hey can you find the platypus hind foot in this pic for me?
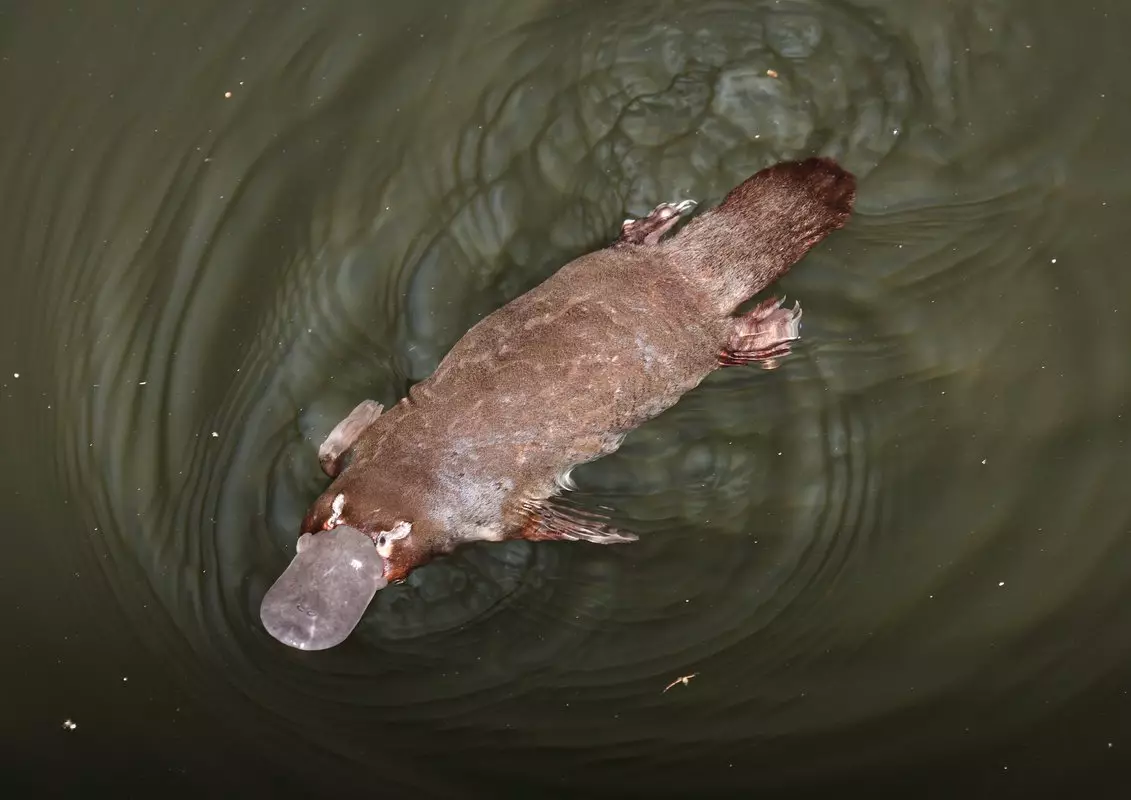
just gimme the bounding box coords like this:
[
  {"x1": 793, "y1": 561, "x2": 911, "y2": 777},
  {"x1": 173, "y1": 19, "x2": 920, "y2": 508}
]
[
  {"x1": 318, "y1": 399, "x2": 384, "y2": 477},
  {"x1": 719, "y1": 297, "x2": 803, "y2": 370},
  {"x1": 617, "y1": 199, "x2": 697, "y2": 246}
]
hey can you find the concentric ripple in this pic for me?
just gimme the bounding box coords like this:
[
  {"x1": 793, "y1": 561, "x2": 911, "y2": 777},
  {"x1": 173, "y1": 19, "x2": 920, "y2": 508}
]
[{"x1": 8, "y1": 0, "x2": 1131, "y2": 793}]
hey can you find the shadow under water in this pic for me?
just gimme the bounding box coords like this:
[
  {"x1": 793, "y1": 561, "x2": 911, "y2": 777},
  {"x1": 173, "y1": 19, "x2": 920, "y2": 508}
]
[{"x1": 4, "y1": 0, "x2": 1131, "y2": 796}]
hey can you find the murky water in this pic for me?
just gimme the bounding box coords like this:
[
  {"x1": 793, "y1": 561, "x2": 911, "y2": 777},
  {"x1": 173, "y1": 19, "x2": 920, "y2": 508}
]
[{"x1": 5, "y1": 0, "x2": 1131, "y2": 795}]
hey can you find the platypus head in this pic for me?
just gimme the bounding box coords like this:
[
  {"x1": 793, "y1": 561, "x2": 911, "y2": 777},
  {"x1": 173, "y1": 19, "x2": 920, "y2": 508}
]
[
  {"x1": 300, "y1": 488, "x2": 438, "y2": 583},
  {"x1": 261, "y1": 485, "x2": 440, "y2": 651}
]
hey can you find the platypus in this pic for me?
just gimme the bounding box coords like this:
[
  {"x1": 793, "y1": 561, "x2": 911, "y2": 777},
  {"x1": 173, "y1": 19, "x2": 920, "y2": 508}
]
[{"x1": 261, "y1": 157, "x2": 856, "y2": 650}]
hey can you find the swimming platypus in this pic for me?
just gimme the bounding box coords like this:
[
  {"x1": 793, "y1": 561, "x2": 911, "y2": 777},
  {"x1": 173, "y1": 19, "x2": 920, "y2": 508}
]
[{"x1": 261, "y1": 157, "x2": 856, "y2": 650}]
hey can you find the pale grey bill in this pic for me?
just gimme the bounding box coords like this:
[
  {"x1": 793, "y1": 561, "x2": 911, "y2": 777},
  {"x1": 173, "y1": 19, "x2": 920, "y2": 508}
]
[{"x1": 260, "y1": 525, "x2": 388, "y2": 650}]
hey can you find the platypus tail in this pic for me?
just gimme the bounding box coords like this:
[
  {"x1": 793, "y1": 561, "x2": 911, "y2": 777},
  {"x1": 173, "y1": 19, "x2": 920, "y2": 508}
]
[{"x1": 665, "y1": 157, "x2": 856, "y2": 313}]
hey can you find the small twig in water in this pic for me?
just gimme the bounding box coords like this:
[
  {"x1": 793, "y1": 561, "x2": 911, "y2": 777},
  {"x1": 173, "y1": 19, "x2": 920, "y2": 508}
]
[{"x1": 663, "y1": 673, "x2": 699, "y2": 693}]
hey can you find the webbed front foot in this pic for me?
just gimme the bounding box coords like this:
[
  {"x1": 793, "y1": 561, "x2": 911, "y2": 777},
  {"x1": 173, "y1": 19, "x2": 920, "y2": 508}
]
[
  {"x1": 318, "y1": 399, "x2": 384, "y2": 477},
  {"x1": 514, "y1": 498, "x2": 638, "y2": 545}
]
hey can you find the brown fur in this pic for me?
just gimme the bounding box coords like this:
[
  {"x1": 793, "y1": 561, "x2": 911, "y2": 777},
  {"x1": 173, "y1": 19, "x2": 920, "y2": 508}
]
[{"x1": 304, "y1": 158, "x2": 856, "y2": 582}]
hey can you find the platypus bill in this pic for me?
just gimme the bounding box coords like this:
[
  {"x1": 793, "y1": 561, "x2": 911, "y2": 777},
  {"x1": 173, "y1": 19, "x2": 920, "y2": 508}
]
[{"x1": 261, "y1": 157, "x2": 856, "y2": 650}]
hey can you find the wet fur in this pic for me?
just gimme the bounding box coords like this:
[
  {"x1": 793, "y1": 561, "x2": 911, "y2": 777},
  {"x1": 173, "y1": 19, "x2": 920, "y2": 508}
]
[{"x1": 304, "y1": 158, "x2": 856, "y2": 579}]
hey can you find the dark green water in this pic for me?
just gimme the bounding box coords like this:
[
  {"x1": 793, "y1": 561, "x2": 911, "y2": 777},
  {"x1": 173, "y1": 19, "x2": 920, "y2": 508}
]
[{"x1": 4, "y1": 1, "x2": 1131, "y2": 796}]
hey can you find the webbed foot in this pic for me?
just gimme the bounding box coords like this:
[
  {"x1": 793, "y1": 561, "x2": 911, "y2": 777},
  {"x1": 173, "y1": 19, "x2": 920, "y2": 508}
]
[
  {"x1": 719, "y1": 297, "x2": 802, "y2": 370},
  {"x1": 318, "y1": 399, "x2": 384, "y2": 477},
  {"x1": 514, "y1": 498, "x2": 638, "y2": 545},
  {"x1": 617, "y1": 199, "x2": 697, "y2": 246}
]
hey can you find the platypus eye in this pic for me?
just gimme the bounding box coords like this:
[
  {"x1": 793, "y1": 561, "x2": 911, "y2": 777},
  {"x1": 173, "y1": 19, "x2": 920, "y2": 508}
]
[{"x1": 375, "y1": 521, "x2": 412, "y2": 559}]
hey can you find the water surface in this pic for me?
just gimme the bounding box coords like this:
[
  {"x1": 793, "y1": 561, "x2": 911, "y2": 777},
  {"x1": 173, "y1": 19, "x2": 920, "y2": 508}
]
[{"x1": 4, "y1": 0, "x2": 1131, "y2": 795}]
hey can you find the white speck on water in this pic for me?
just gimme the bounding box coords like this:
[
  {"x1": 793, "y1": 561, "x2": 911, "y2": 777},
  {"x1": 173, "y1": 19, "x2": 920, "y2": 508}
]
[
  {"x1": 122, "y1": 676, "x2": 128, "y2": 682},
  {"x1": 138, "y1": 381, "x2": 147, "y2": 385},
  {"x1": 1051, "y1": 258, "x2": 1057, "y2": 263},
  {"x1": 13, "y1": 373, "x2": 19, "y2": 378},
  {"x1": 211, "y1": 431, "x2": 219, "y2": 438},
  {"x1": 224, "y1": 90, "x2": 232, "y2": 98},
  {"x1": 981, "y1": 459, "x2": 987, "y2": 465},
  {"x1": 62, "y1": 719, "x2": 77, "y2": 731},
  {"x1": 998, "y1": 581, "x2": 1005, "y2": 587}
]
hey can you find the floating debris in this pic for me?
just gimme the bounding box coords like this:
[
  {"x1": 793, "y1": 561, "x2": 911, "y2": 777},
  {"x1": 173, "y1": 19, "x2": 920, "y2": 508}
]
[
  {"x1": 663, "y1": 673, "x2": 699, "y2": 693},
  {"x1": 62, "y1": 719, "x2": 77, "y2": 731}
]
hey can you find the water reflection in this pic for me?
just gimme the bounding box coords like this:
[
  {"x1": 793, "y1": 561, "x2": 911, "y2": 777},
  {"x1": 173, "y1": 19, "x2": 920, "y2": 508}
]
[{"x1": 5, "y1": 0, "x2": 1131, "y2": 794}]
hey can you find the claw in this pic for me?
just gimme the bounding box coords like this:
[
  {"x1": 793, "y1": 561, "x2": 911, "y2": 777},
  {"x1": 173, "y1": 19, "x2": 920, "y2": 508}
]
[{"x1": 617, "y1": 198, "x2": 698, "y2": 246}]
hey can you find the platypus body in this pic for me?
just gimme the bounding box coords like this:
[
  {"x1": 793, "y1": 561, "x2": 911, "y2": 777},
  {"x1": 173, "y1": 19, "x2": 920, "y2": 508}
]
[{"x1": 262, "y1": 157, "x2": 856, "y2": 650}]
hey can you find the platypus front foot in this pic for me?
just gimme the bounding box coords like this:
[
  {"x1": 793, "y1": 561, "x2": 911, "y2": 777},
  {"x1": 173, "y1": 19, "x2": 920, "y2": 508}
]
[
  {"x1": 515, "y1": 498, "x2": 639, "y2": 545},
  {"x1": 617, "y1": 199, "x2": 697, "y2": 246},
  {"x1": 318, "y1": 399, "x2": 384, "y2": 477},
  {"x1": 719, "y1": 297, "x2": 803, "y2": 370}
]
